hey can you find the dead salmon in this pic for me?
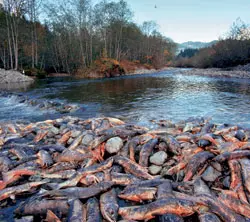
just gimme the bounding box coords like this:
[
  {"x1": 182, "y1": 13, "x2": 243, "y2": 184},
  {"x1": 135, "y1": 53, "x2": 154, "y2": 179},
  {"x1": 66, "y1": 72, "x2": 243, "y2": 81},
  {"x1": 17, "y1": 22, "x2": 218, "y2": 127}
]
[
  {"x1": 68, "y1": 199, "x2": 86, "y2": 222},
  {"x1": 55, "y1": 158, "x2": 113, "y2": 189},
  {"x1": 68, "y1": 133, "x2": 86, "y2": 150},
  {"x1": 57, "y1": 131, "x2": 71, "y2": 144},
  {"x1": 16, "y1": 199, "x2": 69, "y2": 216},
  {"x1": 46, "y1": 210, "x2": 62, "y2": 222},
  {"x1": 111, "y1": 172, "x2": 141, "y2": 186},
  {"x1": 119, "y1": 197, "x2": 197, "y2": 221},
  {"x1": 158, "y1": 214, "x2": 184, "y2": 222},
  {"x1": 160, "y1": 136, "x2": 181, "y2": 155},
  {"x1": 166, "y1": 162, "x2": 188, "y2": 176},
  {"x1": 214, "y1": 150, "x2": 250, "y2": 162},
  {"x1": 198, "y1": 212, "x2": 221, "y2": 222},
  {"x1": 40, "y1": 170, "x2": 76, "y2": 179},
  {"x1": 100, "y1": 189, "x2": 119, "y2": 222},
  {"x1": 37, "y1": 150, "x2": 54, "y2": 168},
  {"x1": 157, "y1": 181, "x2": 174, "y2": 199},
  {"x1": 0, "y1": 180, "x2": 48, "y2": 201},
  {"x1": 119, "y1": 186, "x2": 157, "y2": 202},
  {"x1": 34, "y1": 130, "x2": 48, "y2": 143},
  {"x1": 86, "y1": 198, "x2": 102, "y2": 222},
  {"x1": 228, "y1": 160, "x2": 248, "y2": 203},
  {"x1": 239, "y1": 158, "x2": 250, "y2": 194},
  {"x1": 184, "y1": 151, "x2": 215, "y2": 181},
  {"x1": 45, "y1": 162, "x2": 77, "y2": 174},
  {"x1": 139, "y1": 138, "x2": 158, "y2": 167},
  {"x1": 55, "y1": 150, "x2": 93, "y2": 163},
  {"x1": 114, "y1": 156, "x2": 154, "y2": 180},
  {"x1": 219, "y1": 192, "x2": 250, "y2": 218},
  {"x1": 48, "y1": 181, "x2": 114, "y2": 199},
  {"x1": 196, "y1": 194, "x2": 246, "y2": 222}
]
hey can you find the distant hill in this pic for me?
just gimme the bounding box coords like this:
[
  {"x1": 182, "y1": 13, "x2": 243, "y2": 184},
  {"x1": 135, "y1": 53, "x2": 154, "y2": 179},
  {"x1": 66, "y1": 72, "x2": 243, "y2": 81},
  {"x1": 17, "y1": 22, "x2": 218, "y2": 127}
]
[{"x1": 177, "y1": 40, "x2": 218, "y2": 53}]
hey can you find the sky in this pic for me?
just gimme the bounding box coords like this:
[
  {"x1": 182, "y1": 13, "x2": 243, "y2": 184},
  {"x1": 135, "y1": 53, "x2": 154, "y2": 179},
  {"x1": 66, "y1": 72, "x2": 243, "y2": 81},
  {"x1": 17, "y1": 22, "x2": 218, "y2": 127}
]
[{"x1": 114, "y1": 0, "x2": 250, "y2": 43}]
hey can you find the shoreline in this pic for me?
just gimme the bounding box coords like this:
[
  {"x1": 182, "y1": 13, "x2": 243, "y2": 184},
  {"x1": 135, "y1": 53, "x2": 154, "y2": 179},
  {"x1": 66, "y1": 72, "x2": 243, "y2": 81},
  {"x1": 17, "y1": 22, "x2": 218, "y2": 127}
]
[{"x1": 177, "y1": 67, "x2": 250, "y2": 79}]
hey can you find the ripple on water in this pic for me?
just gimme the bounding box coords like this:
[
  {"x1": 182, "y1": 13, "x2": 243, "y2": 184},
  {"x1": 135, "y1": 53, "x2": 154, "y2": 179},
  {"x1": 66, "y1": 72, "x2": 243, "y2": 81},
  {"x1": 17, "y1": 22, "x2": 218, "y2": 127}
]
[{"x1": 0, "y1": 70, "x2": 250, "y2": 128}]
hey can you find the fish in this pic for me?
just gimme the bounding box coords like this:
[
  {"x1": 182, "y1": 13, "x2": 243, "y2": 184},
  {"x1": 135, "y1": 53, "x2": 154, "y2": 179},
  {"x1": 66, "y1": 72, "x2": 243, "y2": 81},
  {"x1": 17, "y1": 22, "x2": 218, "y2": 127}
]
[
  {"x1": 68, "y1": 199, "x2": 86, "y2": 222},
  {"x1": 158, "y1": 214, "x2": 184, "y2": 222},
  {"x1": 16, "y1": 199, "x2": 69, "y2": 216},
  {"x1": 219, "y1": 191, "x2": 250, "y2": 218},
  {"x1": 139, "y1": 138, "x2": 158, "y2": 167},
  {"x1": 0, "y1": 180, "x2": 48, "y2": 201},
  {"x1": 37, "y1": 150, "x2": 54, "y2": 168},
  {"x1": 114, "y1": 156, "x2": 154, "y2": 179},
  {"x1": 214, "y1": 150, "x2": 250, "y2": 162},
  {"x1": 46, "y1": 210, "x2": 62, "y2": 222},
  {"x1": 54, "y1": 158, "x2": 113, "y2": 189},
  {"x1": 157, "y1": 181, "x2": 174, "y2": 199},
  {"x1": 57, "y1": 131, "x2": 71, "y2": 144},
  {"x1": 239, "y1": 158, "x2": 250, "y2": 194},
  {"x1": 119, "y1": 197, "x2": 197, "y2": 221},
  {"x1": 118, "y1": 186, "x2": 157, "y2": 202},
  {"x1": 228, "y1": 160, "x2": 248, "y2": 203},
  {"x1": 68, "y1": 133, "x2": 86, "y2": 150},
  {"x1": 100, "y1": 189, "x2": 119, "y2": 222},
  {"x1": 47, "y1": 181, "x2": 114, "y2": 199},
  {"x1": 184, "y1": 151, "x2": 215, "y2": 181},
  {"x1": 86, "y1": 198, "x2": 102, "y2": 222},
  {"x1": 198, "y1": 212, "x2": 221, "y2": 222},
  {"x1": 111, "y1": 172, "x2": 142, "y2": 186}
]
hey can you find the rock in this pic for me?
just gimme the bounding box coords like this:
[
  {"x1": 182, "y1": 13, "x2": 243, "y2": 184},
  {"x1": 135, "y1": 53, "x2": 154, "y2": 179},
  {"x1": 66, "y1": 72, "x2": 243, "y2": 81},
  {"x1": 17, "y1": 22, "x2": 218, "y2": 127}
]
[
  {"x1": 105, "y1": 137, "x2": 123, "y2": 154},
  {"x1": 71, "y1": 130, "x2": 81, "y2": 138},
  {"x1": 50, "y1": 127, "x2": 59, "y2": 135},
  {"x1": 201, "y1": 166, "x2": 221, "y2": 182},
  {"x1": 81, "y1": 134, "x2": 94, "y2": 146},
  {"x1": 150, "y1": 151, "x2": 168, "y2": 166},
  {"x1": 149, "y1": 165, "x2": 162, "y2": 175},
  {"x1": 0, "y1": 69, "x2": 34, "y2": 84}
]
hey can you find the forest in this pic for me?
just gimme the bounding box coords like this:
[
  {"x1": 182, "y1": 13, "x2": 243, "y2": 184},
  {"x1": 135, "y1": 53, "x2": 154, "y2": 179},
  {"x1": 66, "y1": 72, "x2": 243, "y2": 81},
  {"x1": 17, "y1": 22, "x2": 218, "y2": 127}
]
[
  {"x1": 174, "y1": 19, "x2": 250, "y2": 68},
  {"x1": 0, "y1": 0, "x2": 177, "y2": 77}
]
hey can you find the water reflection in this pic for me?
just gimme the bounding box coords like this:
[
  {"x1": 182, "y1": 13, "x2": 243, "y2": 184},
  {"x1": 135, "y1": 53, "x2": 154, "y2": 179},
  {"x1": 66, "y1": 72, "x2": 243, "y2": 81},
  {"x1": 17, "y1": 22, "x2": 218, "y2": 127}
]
[{"x1": 0, "y1": 70, "x2": 250, "y2": 127}]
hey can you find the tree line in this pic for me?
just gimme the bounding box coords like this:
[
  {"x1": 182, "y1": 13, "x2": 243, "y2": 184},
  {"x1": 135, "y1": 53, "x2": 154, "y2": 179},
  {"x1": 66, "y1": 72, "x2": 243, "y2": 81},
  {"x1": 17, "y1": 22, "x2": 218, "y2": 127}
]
[
  {"x1": 0, "y1": 0, "x2": 177, "y2": 76},
  {"x1": 174, "y1": 18, "x2": 250, "y2": 68}
]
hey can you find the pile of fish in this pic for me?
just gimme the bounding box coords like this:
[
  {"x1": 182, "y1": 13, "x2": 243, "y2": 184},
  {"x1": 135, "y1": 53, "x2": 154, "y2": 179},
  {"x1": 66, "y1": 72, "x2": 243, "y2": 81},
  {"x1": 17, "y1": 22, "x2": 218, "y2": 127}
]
[
  {"x1": 0, "y1": 91, "x2": 80, "y2": 113},
  {"x1": 0, "y1": 116, "x2": 250, "y2": 221}
]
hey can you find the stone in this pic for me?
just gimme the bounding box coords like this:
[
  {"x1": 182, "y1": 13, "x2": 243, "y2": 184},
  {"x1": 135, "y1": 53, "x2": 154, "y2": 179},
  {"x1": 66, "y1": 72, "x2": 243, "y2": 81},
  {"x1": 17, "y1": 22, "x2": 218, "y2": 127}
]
[
  {"x1": 71, "y1": 130, "x2": 81, "y2": 138},
  {"x1": 201, "y1": 166, "x2": 221, "y2": 182},
  {"x1": 149, "y1": 151, "x2": 168, "y2": 166},
  {"x1": 105, "y1": 137, "x2": 123, "y2": 154},
  {"x1": 149, "y1": 165, "x2": 162, "y2": 175},
  {"x1": 50, "y1": 127, "x2": 59, "y2": 135},
  {"x1": 81, "y1": 134, "x2": 94, "y2": 146}
]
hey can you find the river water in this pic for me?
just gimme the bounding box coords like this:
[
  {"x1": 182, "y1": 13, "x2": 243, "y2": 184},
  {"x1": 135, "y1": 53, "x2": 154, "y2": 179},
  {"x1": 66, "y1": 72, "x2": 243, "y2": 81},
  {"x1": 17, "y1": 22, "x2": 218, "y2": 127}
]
[{"x1": 0, "y1": 69, "x2": 250, "y2": 128}]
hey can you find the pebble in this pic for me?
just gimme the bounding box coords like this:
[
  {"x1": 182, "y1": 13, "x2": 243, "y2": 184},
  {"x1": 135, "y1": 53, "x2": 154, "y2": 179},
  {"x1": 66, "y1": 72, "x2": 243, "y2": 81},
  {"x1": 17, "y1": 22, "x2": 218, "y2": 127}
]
[
  {"x1": 201, "y1": 166, "x2": 221, "y2": 182},
  {"x1": 149, "y1": 151, "x2": 168, "y2": 166},
  {"x1": 149, "y1": 165, "x2": 162, "y2": 175},
  {"x1": 81, "y1": 134, "x2": 94, "y2": 146},
  {"x1": 105, "y1": 137, "x2": 123, "y2": 154}
]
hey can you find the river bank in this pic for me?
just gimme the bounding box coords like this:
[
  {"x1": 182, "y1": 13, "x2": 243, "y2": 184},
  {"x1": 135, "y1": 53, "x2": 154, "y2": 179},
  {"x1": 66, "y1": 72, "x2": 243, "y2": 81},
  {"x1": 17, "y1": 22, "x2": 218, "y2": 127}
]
[
  {"x1": 0, "y1": 116, "x2": 250, "y2": 221},
  {"x1": 178, "y1": 67, "x2": 250, "y2": 79}
]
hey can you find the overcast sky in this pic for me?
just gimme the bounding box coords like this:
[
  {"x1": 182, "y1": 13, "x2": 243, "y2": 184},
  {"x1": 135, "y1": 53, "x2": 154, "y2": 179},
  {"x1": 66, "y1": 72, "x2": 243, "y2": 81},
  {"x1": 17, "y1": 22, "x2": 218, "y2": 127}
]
[{"x1": 114, "y1": 0, "x2": 250, "y2": 43}]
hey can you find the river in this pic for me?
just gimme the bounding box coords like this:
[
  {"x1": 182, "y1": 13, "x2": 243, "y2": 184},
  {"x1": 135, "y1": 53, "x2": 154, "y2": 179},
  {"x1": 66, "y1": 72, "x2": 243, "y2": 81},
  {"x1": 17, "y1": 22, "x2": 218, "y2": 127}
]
[{"x1": 0, "y1": 69, "x2": 250, "y2": 128}]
